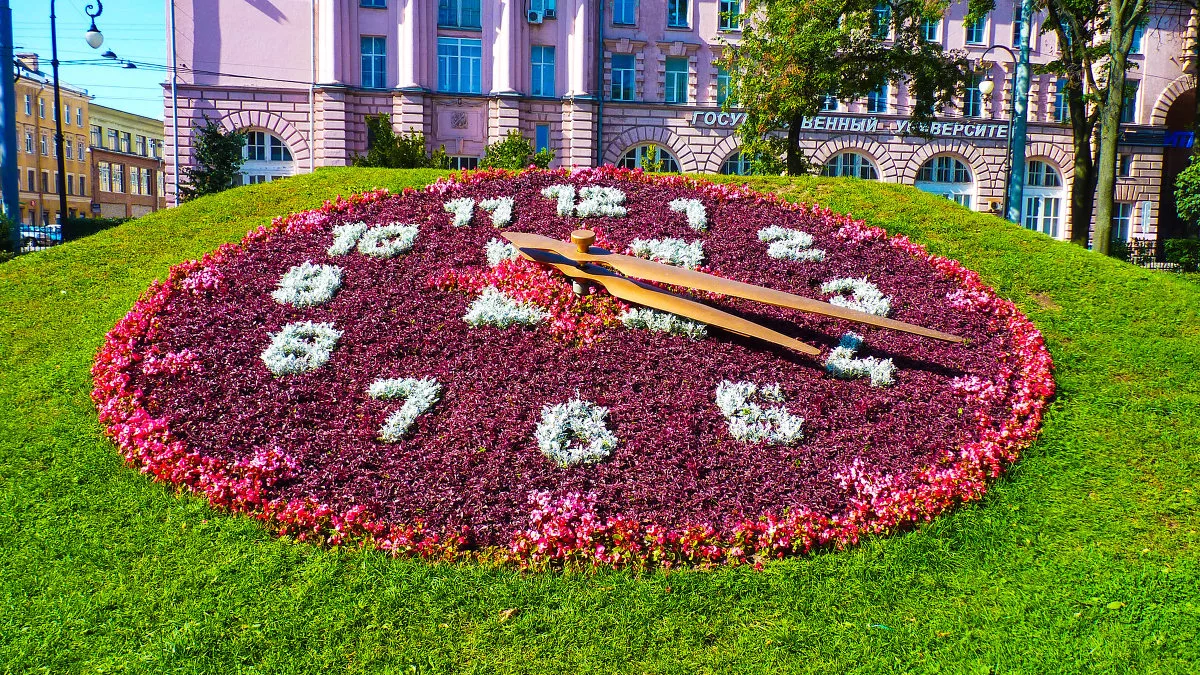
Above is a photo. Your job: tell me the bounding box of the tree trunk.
[786,113,804,175]
[1094,51,1129,256]
[1066,73,1097,246]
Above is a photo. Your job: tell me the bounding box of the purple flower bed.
[93,168,1054,568]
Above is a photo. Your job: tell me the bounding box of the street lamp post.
[1,0,21,250]
[976,0,1034,225]
[49,0,103,242]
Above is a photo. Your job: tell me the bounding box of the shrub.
[479,129,555,170]
[1164,238,1200,272]
[65,215,129,240]
[1175,156,1200,238]
[354,114,450,169]
[179,115,247,202]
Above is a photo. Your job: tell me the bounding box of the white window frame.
[965,15,987,45]
[664,57,689,104]
[718,0,741,31]
[921,17,941,42]
[438,37,483,94]
[361,36,387,89]
[866,85,888,114]
[667,0,690,29]
[531,45,556,97]
[915,156,974,208]
[822,152,879,180]
[612,0,636,25]
[438,0,481,29]
[610,54,637,101]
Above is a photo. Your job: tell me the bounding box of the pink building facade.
[165,0,1200,245]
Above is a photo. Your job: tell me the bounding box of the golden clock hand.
[515,247,821,356]
[500,230,964,344]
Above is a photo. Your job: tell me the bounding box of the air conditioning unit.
[527,10,543,23]
[544,8,556,18]
[988,200,1003,213]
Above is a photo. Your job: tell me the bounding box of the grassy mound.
[1,168,1197,672]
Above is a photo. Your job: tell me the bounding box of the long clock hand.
[500,230,964,344]
[514,247,822,356]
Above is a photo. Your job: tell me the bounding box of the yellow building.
[13,53,92,226]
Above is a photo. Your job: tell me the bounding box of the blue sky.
[13,0,167,119]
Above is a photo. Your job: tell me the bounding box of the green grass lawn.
[2,168,1198,673]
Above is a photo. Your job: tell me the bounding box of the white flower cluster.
[271,261,343,307]
[541,184,628,217]
[542,184,576,216]
[669,198,708,232]
[443,197,476,227]
[628,237,705,270]
[620,307,708,339]
[464,286,547,328]
[824,332,896,387]
[260,321,342,376]
[715,380,805,445]
[820,277,891,316]
[758,226,827,262]
[368,376,444,442]
[328,222,419,259]
[478,197,515,227]
[535,398,619,467]
[327,222,368,256]
[485,238,520,267]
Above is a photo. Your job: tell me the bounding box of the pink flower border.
[91,167,1054,569]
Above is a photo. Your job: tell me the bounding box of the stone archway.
[705,134,744,174]
[903,139,991,191]
[217,110,312,165]
[810,138,898,182]
[1155,78,1197,241]
[604,126,699,173]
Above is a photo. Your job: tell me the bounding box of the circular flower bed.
[92,168,1054,569]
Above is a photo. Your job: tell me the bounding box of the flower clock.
[92,168,1054,569]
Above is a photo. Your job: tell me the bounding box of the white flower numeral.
[620,307,707,340]
[463,286,547,328]
[628,237,705,270]
[541,184,627,218]
[261,321,342,376]
[327,222,419,259]
[535,398,619,467]
[758,226,826,262]
[443,197,475,227]
[478,197,515,227]
[669,198,708,232]
[485,238,520,267]
[820,277,891,316]
[368,377,443,443]
[824,332,896,387]
[271,261,343,308]
[715,380,805,445]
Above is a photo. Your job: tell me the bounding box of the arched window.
[914,155,974,207]
[618,144,680,173]
[822,152,879,180]
[720,151,753,175]
[1023,160,1064,238]
[241,131,295,185]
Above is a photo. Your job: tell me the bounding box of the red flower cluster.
[92,167,1054,569]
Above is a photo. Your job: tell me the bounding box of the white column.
[492,0,519,94]
[566,0,589,97]
[318,0,338,83]
[397,0,418,88]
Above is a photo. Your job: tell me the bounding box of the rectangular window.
[77,137,86,160]
[448,156,479,170]
[438,0,481,28]
[136,135,147,156]
[99,162,110,192]
[39,98,45,118]
[529,0,557,14]
[535,124,551,152]
[871,2,891,38]
[67,174,74,195]
[121,132,131,154]
[129,167,140,195]
[613,0,636,25]
[531,45,556,97]
[25,131,32,153]
[361,36,387,89]
[41,134,48,155]
[1131,23,1145,55]
[667,0,689,28]
[1012,5,1023,47]
[76,108,82,126]
[966,15,986,44]
[246,131,267,161]
[963,76,982,118]
[54,173,59,193]
[108,129,118,149]
[921,17,940,41]
[91,125,102,147]
[1112,203,1133,241]
[41,171,49,193]
[112,164,124,193]
[664,58,689,104]
[27,169,34,191]
[716,67,732,105]
[66,139,72,159]
[24,94,31,116]
[142,169,152,196]
[80,176,86,196]
[64,105,71,126]
[1118,154,1134,177]
[1121,79,1139,124]
[718,0,741,31]
[1054,78,1069,122]
[360,0,386,6]
[866,85,888,113]
[437,37,483,94]
[610,54,636,101]
[821,93,839,111]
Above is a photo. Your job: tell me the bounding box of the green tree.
[354,114,450,169]
[1174,155,1200,238]
[478,129,555,170]
[1092,0,1148,255]
[178,116,247,202]
[724,0,973,174]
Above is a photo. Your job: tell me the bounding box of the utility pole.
[0,0,20,250]
[49,0,71,240]
[1005,0,1034,224]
